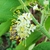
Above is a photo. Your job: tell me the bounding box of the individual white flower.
[43,0,49,5]
[22,13,32,20]
[22,13,28,17]
[25,13,32,20]
[18,15,24,21]
[33,4,38,10]
[30,24,36,32]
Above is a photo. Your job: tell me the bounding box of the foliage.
[0,0,50,50]
[33,42,50,50]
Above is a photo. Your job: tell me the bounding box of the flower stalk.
[18,0,39,25]
[18,0,50,39]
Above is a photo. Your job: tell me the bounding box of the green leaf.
[0,20,11,36]
[45,16,50,30]
[33,42,50,50]
[0,0,20,23]
[15,30,42,50]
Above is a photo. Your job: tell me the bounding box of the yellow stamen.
[16,36,19,39]
[20,27,24,32]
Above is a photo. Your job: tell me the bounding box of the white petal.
[33,4,38,10]
[33,26,36,30]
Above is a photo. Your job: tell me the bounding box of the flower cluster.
[43,0,49,6]
[10,13,36,40]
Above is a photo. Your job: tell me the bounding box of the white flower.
[22,13,32,20]
[33,4,38,10]
[30,24,36,32]
[25,13,32,20]
[43,0,49,5]
[13,13,36,39]
[18,15,24,21]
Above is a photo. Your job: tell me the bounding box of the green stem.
[39,25,50,38]
[18,0,50,39]
[19,0,39,25]
[40,14,44,25]
[40,9,48,25]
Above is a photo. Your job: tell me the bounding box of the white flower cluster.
[33,4,38,10]
[43,0,49,5]
[15,13,36,40]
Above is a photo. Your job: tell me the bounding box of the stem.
[40,14,44,25]
[19,0,39,25]
[39,25,50,38]
[40,9,48,25]
[18,0,50,39]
